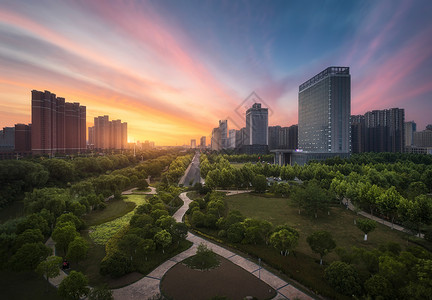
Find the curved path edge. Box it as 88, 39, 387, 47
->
113, 192, 315, 300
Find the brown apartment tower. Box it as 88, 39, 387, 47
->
31, 90, 86, 155
89, 116, 127, 150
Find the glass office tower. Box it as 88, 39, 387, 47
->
298, 67, 351, 153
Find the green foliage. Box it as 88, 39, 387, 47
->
15, 228, 44, 249
100, 251, 133, 278
356, 218, 377, 240
88, 285, 113, 300
56, 212, 84, 230
36, 256, 63, 282
24, 187, 69, 218
67, 236, 89, 264
270, 227, 299, 256
184, 243, 219, 270
9, 242, 51, 271
52, 222, 79, 255
291, 181, 331, 218
154, 230, 172, 252
306, 231, 336, 264
58, 270, 89, 300
324, 261, 361, 296
252, 174, 267, 193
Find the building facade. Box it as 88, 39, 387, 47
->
31, 90, 86, 155
413, 130, 432, 147
364, 108, 405, 153
219, 120, 228, 149
211, 127, 221, 151
246, 103, 268, 145
200, 136, 206, 148
405, 121, 417, 147
90, 115, 127, 150
298, 67, 351, 153
351, 115, 365, 153
191, 139, 196, 148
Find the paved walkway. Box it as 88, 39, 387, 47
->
344, 199, 423, 238
113, 192, 314, 300
216, 189, 252, 196
122, 186, 157, 195
44, 237, 68, 287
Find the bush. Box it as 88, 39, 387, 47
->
100, 251, 132, 278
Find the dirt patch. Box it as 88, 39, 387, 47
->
161, 255, 276, 300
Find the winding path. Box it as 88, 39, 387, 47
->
113, 192, 314, 300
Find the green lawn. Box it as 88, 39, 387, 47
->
230, 162, 246, 169
83, 197, 137, 227
224, 193, 414, 299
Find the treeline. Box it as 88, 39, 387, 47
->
206, 153, 274, 163
0, 153, 179, 273
99, 155, 193, 277
0, 150, 177, 208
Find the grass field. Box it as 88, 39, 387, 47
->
223, 193, 414, 299
83, 198, 136, 226
230, 162, 246, 169
88, 194, 149, 245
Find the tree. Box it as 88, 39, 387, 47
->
307, 231, 336, 265
15, 228, 44, 248
52, 222, 78, 255
36, 256, 63, 285
58, 270, 89, 300
226, 223, 245, 243
9, 242, 51, 271
364, 274, 393, 299
100, 251, 132, 278
188, 243, 219, 270
66, 236, 89, 265
377, 186, 402, 228
154, 230, 172, 253
88, 285, 113, 300
270, 228, 299, 256
292, 181, 331, 218
118, 234, 142, 262
324, 261, 361, 296
252, 174, 267, 193
56, 213, 84, 230
398, 195, 432, 236
136, 239, 155, 261
356, 218, 377, 241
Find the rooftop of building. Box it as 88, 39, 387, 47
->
299, 66, 350, 93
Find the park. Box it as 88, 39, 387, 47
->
0, 150, 432, 299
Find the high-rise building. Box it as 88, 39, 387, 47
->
228, 129, 236, 149
191, 139, 196, 148
405, 121, 417, 147
0, 127, 15, 152
211, 128, 221, 151
364, 108, 405, 152
14, 124, 31, 152
31, 90, 86, 155
92, 116, 127, 150
200, 136, 206, 148
246, 103, 268, 145
351, 115, 365, 153
413, 130, 432, 147
298, 67, 351, 153
219, 120, 228, 149
268, 126, 281, 150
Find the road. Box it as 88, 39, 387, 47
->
178, 151, 202, 187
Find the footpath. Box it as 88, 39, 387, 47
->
113, 192, 314, 300
344, 199, 424, 238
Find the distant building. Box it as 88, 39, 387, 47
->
200, 136, 206, 148
405, 121, 417, 147
91, 115, 127, 150
246, 103, 268, 145
268, 125, 298, 150
191, 139, 196, 149
31, 90, 86, 155
228, 129, 236, 149
211, 127, 221, 151
219, 120, 228, 149
364, 108, 405, 153
0, 127, 15, 152
351, 115, 365, 153
413, 130, 432, 147
14, 124, 31, 153
298, 67, 351, 153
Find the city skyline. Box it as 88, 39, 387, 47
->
1, 0, 432, 145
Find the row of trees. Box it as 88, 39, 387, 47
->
324, 243, 432, 299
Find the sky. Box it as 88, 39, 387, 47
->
0, 0, 431, 146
